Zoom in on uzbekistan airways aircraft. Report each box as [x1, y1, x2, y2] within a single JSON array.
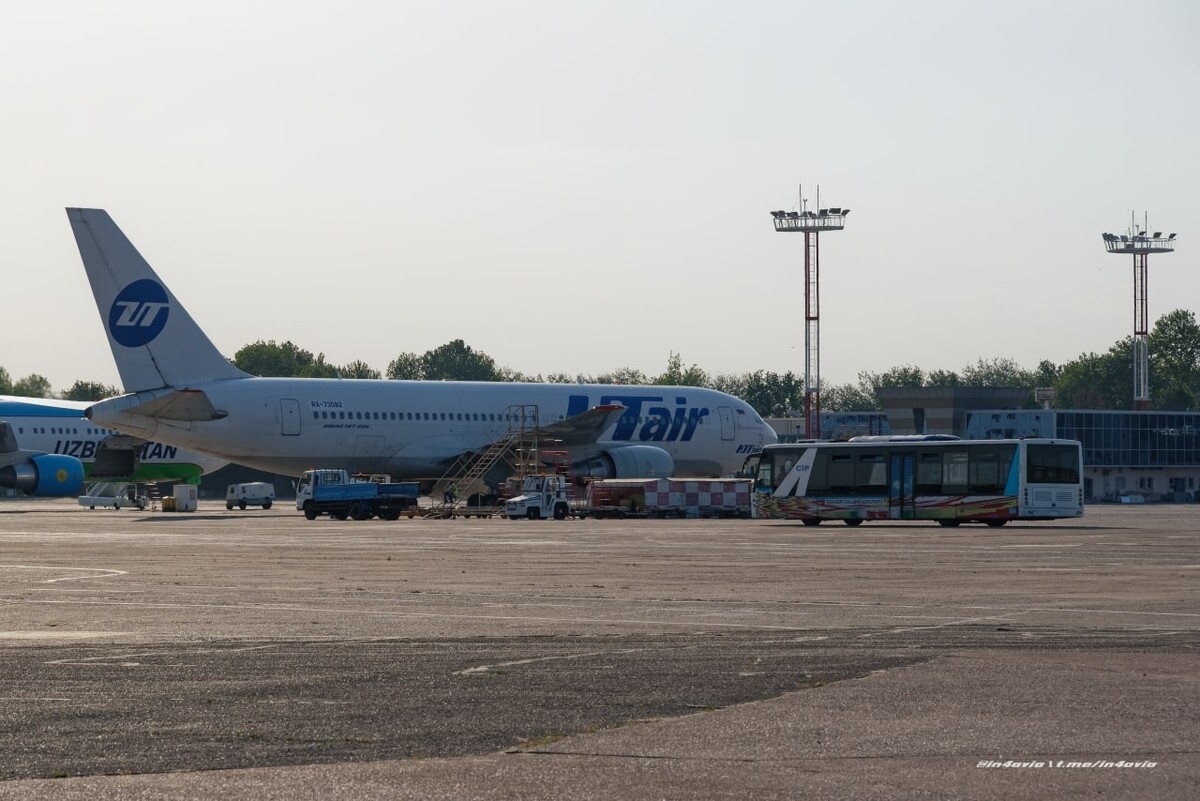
[[0, 395, 228, 496], [66, 208, 777, 483]]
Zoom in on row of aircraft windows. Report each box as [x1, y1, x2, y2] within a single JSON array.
[[17, 426, 117, 436], [313, 410, 550, 423], [311, 410, 709, 426]]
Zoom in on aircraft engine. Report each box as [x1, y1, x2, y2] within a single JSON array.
[[572, 445, 674, 481], [0, 454, 86, 497]]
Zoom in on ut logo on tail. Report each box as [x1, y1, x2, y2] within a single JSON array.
[[109, 279, 170, 347]]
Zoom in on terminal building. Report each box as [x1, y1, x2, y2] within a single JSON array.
[[768, 388, 1200, 504]]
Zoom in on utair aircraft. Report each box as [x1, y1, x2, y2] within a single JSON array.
[[66, 208, 777, 487], [0, 395, 228, 497]]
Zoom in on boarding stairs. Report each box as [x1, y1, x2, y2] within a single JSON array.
[[424, 405, 542, 518]]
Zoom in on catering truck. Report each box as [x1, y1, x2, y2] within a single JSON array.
[[296, 469, 420, 520]]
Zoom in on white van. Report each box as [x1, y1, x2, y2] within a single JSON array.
[[226, 482, 275, 510]]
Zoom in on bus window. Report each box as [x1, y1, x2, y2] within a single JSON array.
[[828, 454, 854, 493], [855, 453, 887, 494], [916, 452, 942, 493], [942, 448, 968, 493], [969, 446, 999, 493]]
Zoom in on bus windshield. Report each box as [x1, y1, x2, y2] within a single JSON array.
[[1026, 444, 1081, 484]]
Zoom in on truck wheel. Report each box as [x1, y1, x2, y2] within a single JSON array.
[[349, 501, 370, 521], [263, 500, 272, 510], [239, 500, 247, 510], [303, 501, 317, 521], [331, 511, 349, 520], [379, 509, 401, 521], [226, 503, 234, 510], [553, 503, 568, 520]]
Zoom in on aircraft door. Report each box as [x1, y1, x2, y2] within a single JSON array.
[[280, 399, 301, 436], [888, 453, 915, 520], [718, 406, 735, 441]]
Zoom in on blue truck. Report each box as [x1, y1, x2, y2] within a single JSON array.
[[296, 469, 420, 521]]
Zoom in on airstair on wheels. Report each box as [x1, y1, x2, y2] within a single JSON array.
[[424, 405, 543, 518]]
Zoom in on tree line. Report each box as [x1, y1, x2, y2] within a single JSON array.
[[4, 309, 1198, 416]]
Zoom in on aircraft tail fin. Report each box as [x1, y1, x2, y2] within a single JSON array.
[[66, 208, 251, 392]]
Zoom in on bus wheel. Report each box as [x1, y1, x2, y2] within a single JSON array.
[[985, 520, 1007, 527], [801, 518, 822, 527], [843, 518, 864, 527], [937, 519, 960, 527]]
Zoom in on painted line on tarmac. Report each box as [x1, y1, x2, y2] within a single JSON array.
[[454, 647, 647, 675], [0, 564, 127, 583]]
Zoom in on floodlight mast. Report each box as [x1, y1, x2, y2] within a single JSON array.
[[769, 185, 850, 439], [1101, 213, 1176, 410]]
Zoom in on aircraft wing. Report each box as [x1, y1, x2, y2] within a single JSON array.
[[534, 404, 626, 447]]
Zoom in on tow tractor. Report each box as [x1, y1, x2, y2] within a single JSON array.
[[504, 474, 572, 520]]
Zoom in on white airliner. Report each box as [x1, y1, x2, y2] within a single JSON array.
[[0, 395, 228, 496], [67, 208, 777, 485]]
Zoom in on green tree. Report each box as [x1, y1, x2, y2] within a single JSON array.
[[926, 369, 961, 387], [62, 380, 121, 401], [594, 367, 648, 385], [1149, 308, 1200, 409], [496, 366, 539, 382], [421, 339, 499, 381], [0, 366, 11, 394], [233, 340, 338, 378], [386, 352, 424, 380], [339, 360, 381, 380], [959, 357, 1036, 388], [653, 352, 708, 387], [734, 370, 803, 417], [1054, 347, 1129, 409], [11, 374, 52, 398], [821, 381, 877, 412], [1033, 359, 1060, 388]]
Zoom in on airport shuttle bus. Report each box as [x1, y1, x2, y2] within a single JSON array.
[[745, 436, 1084, 526]]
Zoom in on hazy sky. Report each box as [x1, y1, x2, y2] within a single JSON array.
[[3, 1, 1197, 394]]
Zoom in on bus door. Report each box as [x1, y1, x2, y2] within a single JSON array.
[[888, 452, 915, 519]]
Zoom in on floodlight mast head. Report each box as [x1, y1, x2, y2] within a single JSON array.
[[769, 185, 850, 439], [1101, 212, 1177, 411]]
